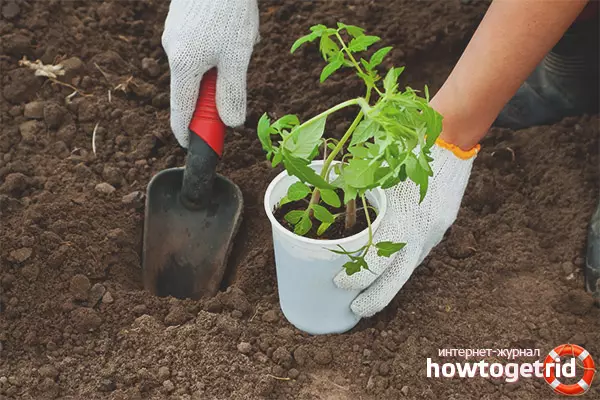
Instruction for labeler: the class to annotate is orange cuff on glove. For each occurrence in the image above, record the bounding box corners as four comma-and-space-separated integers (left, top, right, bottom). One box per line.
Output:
435, 137, 481, 160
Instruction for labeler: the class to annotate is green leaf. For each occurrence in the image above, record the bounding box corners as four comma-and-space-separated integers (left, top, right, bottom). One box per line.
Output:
344, 186, 357, 204
343, 159, 378, 189
320, 188, 341, 208
343, 260, 362, 275
348, 145, 369, 159
282, 153, 335, 189
272, 115, 300, 132
319, 35, 339, 61
337, 22, 365, 38
294, 213, 312, 235
360, 58, 371, 71
320, 59, 344, 82
287, 182, 311, 201
284, 210, 305, 225
285, 116, 327, 159
291, 32, 319, 53
383, 66, 405, 93
317, 222, 332, 236
369, 46, 392, 68
350, 119, 379, 146
257, 113, 272, 152
375, 241, 406, 257
271, 151, 283, 167
279, 196, 291, 206
310, 24, 327, 34
311, 204, 335, 223
348, 35, 380, 52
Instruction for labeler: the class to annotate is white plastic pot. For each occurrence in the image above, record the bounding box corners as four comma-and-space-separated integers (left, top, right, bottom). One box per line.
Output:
264, 160, 387, 335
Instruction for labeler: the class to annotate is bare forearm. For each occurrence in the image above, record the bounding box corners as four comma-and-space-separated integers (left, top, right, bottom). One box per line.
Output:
431, 0, 589, 150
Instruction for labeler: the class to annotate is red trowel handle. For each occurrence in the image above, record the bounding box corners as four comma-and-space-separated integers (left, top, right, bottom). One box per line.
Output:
181, 69, 225, 209
189, 68, 225, 157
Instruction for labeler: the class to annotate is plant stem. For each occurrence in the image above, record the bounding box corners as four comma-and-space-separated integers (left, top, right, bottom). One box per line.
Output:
321, 89, 372, 179
307, 188, 321, 216
361, 195, 373, 244
335, 33, 383, 96
344, 199, 356, 231
282, 99, 359, 147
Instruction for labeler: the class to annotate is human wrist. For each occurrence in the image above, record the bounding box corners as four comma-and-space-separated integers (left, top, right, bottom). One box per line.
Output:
430, 93, 485, 154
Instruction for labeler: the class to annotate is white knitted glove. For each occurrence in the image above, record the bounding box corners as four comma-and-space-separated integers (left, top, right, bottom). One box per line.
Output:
334, 142, 478, 317
162, 0, 259, 148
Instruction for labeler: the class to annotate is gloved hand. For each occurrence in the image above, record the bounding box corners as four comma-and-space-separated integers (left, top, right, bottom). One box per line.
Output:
162, 0, 259, 148
334, 139, 480, 317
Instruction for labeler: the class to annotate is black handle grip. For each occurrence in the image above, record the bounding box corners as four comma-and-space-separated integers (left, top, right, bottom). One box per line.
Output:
180, 132, 219, 209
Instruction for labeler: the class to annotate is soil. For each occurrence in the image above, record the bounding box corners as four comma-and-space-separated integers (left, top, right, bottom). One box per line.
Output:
273, 189, 378, 240
1, 1, 599, 400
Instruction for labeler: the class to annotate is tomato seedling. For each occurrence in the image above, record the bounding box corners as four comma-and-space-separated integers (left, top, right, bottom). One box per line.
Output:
258, 23, 443, 275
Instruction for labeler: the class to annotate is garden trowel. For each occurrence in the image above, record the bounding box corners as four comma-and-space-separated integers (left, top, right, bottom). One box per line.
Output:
142, 69, 243, 300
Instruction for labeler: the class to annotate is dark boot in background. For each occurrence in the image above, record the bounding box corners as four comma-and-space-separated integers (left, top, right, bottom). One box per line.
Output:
493, 17, 599, 130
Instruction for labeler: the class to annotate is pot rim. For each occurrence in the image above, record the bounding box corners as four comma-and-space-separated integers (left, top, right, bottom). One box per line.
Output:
263, 160, 387, 246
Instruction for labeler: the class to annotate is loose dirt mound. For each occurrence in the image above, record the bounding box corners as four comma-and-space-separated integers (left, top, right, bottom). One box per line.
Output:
1, 1, 598, 399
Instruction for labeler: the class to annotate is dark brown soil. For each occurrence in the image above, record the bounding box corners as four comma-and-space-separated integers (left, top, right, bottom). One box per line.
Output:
1, 1, 599, 399
273, 189, 378, 240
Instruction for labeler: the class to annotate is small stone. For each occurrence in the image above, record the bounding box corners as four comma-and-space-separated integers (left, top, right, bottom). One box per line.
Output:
102, 166, 123, 187
39, 365, 59, 379
19, 120, 44, 143
60, 57, 84, 80
163, 380, 175, 392
231, 310, 243, 319
237, 342, 252, 355
445, 225, 477, 259
102, 292, 114, 303
141, 57, 161, 77
261, 310, 279, 323
99, 378, 116, 392
158, 366, 170, 381
165, 306, 191, 326
363, 349, 372, 358
215, 314, 241, 339
277, 327, 295, 339
132, 304, 147, 315
561, 262, 574, 275
293, 346, 310, 366
0, 173, 30, 196
272, 346, 292, 369
401, 386, 409, 396
43, 103, 66, 129
204, 298, 222, 313
288, 368, 300, 379
70, 307, 102, 332
121, 191, 145, 208
152, 92, 169, 109
24, 101, 45, 119
10, 247, 32, 263
70, 274, 91, 301
88, 283, 106, 306
77, 99, 97, 122
1, 274, 16, 289
2, 2, 20, 19
95, 182, 116, 194
313, 348, 333, 365
21, 264, 39, 281
255, 352, 269, 363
